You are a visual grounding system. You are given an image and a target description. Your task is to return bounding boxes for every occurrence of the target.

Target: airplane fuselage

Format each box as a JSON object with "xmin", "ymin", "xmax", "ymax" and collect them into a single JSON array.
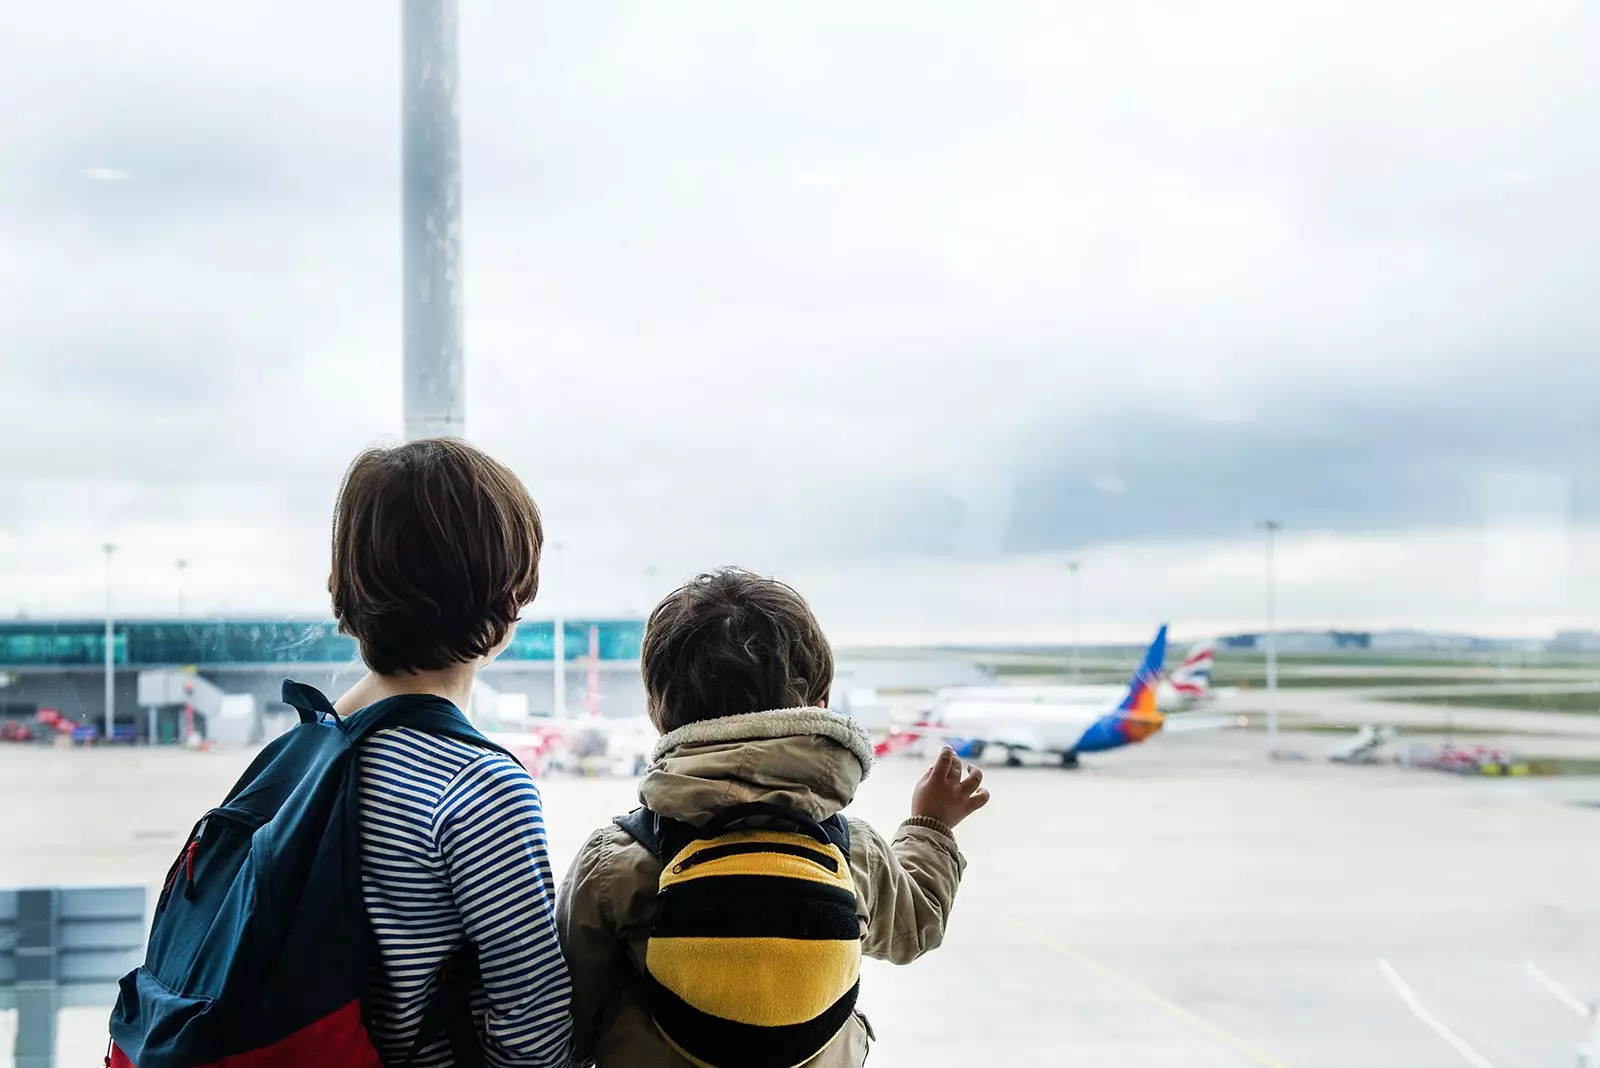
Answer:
[
  {"xmin": 936, "ymin": 681, "xmax": 1201, "ymax": 713},
  {"xmin": 890, "ymin": 630, "xmax": 1228, "ymax": 763},
  {"xmin": 935, "ymin": 698, "xmax": 1126, "ymax": 755}
]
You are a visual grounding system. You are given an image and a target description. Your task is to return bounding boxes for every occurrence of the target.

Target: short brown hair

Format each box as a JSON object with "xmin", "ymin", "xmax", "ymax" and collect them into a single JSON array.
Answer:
[
  {"xmin": 329, "ymin": 438, "xmax": 542, "ymax": 676},
  {"xmin": 641, "ymin": 568, "xmax": 834, "ymax": 733}
]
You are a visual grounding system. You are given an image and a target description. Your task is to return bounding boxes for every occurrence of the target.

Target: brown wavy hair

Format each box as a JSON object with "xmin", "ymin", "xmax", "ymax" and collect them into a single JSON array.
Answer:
[
  {"xmin": 329, "ymin": 439, "xmax": 542, "ymax": 676},
  {"xmin": 642, "ymin": 568, "xmax": 834, "ymax": 733}
]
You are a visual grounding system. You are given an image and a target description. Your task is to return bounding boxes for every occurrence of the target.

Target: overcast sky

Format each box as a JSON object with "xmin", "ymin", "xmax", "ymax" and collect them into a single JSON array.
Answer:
[{"xmin": 2, "ymin": 1, "xmax": 1598, "ymax": 641}]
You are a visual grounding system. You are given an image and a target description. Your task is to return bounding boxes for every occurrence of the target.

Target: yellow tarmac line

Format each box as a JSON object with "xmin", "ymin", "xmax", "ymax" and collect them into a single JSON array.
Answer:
[{"xmin": 998, "ymin": 913, "xmax": 1295, "ymax": 1068}]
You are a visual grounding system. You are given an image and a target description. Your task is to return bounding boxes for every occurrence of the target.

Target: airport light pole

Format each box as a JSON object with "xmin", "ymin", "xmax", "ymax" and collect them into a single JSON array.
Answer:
[
  {"xmin": 175, "ymin": 557, "xmax": 188, "ymax": 616},
  {"xmin": 103, "ymin": 543, "xmax": 117, "ymax": 742},
  {"xmin": 552, "ymin": 616, "xmax": 567, "ymax": 717},
  {"xmin": 1067, "ymin": 559, "xmax": 1083, "ymax": 683},
  {"xmin": 402, "ymin": 0, "xmax": 465, "ymax": 441},
  {"xmin": 1258, "ymin": 520, "xmax": 1282, "ymax": 755}
]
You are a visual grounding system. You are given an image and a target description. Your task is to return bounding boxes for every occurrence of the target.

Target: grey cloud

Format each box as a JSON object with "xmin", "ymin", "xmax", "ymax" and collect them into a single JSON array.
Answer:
[
  {"xmin": 3, "ymin": 2, "xmax": 1600, "ymax": 628},
  {"xmin": 1001, "ymin": 374, "xmax": 1600, "ymax": 555}
]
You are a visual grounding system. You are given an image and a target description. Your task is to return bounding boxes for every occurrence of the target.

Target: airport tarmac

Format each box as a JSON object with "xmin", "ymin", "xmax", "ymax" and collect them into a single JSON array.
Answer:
[
  {"xmin": 3, "ymin": 730, "xmax": 1599, "ymax": 1067},
  {"xmin": 1224, "ymin": 687, "xmax": 1600, "ymax": 741}
]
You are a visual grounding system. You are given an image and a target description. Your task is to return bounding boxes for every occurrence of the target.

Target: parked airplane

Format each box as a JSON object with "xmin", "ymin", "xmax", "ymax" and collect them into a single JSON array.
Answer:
[{"xmin": 896, "ymin": 626, "xmax": 1239, "ymax": 767}]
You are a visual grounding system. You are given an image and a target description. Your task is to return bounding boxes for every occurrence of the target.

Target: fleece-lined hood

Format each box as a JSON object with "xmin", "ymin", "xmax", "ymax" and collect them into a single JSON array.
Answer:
[{"xmin": 638, "ymin": 707, "xmax": 875, "ymax": 826}]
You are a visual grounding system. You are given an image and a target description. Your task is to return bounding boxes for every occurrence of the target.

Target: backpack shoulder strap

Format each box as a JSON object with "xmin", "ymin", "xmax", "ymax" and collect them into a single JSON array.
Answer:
[
  {"xmin": 281, "ymin": 679, "xmax": 340, "ymax": 725},
  {"xmin": 614, "ymin": 807, "xmax": 695, "ymax": 862},
  {"xmin": 278, "ymin": 681, "xmax": 519, "ymax": 765},
  {"xmin": 822, "ymin": 812, "xmax": 852, "ymax": 864},
  {"xmin": 617, "ymin": 803, "xmax": 854, "ymax": 869},
  {"xmin": 347, "ymin": 696, "xmax": 513, "ymax": 757},
  {"xmin": 614, "ymin": 807, "xmax": 657, "ymax": 853}
]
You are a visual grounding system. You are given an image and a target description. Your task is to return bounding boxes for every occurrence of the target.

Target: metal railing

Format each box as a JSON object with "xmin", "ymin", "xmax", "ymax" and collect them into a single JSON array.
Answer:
[{"xmin": 0, "ymin": 886, "xmax": 146, "ymax": 1068}]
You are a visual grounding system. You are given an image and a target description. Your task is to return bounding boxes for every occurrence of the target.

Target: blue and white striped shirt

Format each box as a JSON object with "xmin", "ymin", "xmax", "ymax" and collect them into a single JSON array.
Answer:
[{"xmin": 356, "ymin": 726, "xmax": 573, "ymax": 1067}]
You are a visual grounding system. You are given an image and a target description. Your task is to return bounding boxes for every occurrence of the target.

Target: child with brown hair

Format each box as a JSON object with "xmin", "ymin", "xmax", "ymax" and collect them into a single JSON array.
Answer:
[{"xmin": 557, "ymin": 567, "xmax": 989, "ymax": 1067}]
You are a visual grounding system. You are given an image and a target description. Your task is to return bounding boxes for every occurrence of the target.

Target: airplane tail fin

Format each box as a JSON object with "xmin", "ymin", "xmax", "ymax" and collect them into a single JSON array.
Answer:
[
  {"xmin": 1074, "ymin": 625, "xmax": 1169, "ymax": 752},
  {"xmin": 1116, "ymin": 624, "xmax": 1169, "ymax": 715},
  {"xmin": 1169, "ymin": 638, "xmax": 1215, "ymax": 700}
]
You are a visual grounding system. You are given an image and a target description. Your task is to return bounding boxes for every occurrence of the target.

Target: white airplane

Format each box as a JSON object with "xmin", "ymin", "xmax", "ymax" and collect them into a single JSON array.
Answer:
[
  {"xmin": 883, "ymin": 626, "xmax": 1241, "ymax": 768},
  {"xmin": 931, "ymin": 638, "xmax": 1217, "ymax": 713}
]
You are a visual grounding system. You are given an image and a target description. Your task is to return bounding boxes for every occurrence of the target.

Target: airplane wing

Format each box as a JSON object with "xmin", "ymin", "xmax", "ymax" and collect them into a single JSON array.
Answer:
[{"xmin": 1160, "ymin": 714, "xmax": 1247, "ymax": 733}]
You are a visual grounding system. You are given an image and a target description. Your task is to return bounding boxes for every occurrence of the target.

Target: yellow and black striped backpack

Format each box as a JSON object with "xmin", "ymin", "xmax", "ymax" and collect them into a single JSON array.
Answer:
[{"xmin": 614, "ymin": 801, "xmax": 862, "ymax": 1068}]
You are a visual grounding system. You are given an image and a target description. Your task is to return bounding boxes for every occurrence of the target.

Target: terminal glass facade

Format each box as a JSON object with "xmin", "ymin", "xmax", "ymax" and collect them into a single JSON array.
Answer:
[{"xmin": 0, "ymin": 619, "xmax": 644, "ymax": 668}]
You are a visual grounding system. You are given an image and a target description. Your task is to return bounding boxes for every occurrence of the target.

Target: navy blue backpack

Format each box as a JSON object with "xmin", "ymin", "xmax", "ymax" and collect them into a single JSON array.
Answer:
[{"xmin": 108, "ymin": 681, "xmax": 512, "ymax": 1068}]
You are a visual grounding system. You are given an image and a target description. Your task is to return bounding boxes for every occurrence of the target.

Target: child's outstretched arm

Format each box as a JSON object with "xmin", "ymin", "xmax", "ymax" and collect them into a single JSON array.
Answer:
[{"xmin": 848, "ymin": 746, "xmax": 990, "ymax": 964}]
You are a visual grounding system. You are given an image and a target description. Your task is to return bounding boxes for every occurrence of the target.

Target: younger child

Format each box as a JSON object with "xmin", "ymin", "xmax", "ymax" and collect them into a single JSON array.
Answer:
[{"xmin": 557, "ymin": 567, "xmax": 989, "ymax": 1067}]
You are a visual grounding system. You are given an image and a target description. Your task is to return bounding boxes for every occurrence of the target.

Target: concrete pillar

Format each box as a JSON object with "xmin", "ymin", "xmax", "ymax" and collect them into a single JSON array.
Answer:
[
  {"xmin": 402, "ymin": 0, "xmax": 466, "ymax": 441},
  {"xmin": 12, "ymin": 889, "xmax": 58, "ymax": 1068}
]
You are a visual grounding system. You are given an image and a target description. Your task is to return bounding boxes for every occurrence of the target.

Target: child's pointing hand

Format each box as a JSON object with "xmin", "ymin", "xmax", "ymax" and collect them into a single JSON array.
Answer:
[{"xmin": 911, "ymin": 746, "xmax": 990, "ymax": 830}]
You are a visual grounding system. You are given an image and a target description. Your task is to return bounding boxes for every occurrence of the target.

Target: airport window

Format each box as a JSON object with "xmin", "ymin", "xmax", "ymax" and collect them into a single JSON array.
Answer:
[
  {"xmin": 0, "ymin": 626, "xmax": 126, "ymax": 667},
  {"xmin": 3, "ymin": 6, "xmax": 1597, "ymax": 1067}
]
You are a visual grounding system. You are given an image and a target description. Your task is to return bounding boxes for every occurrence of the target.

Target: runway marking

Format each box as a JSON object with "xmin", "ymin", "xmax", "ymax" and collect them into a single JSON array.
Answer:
[
  {"xmin": 998, "ymin": 913, "xmax": 1293, "ymax": 1068},
  {"xmin": 1377, "ymin": 958, "xmax": 1495, "ymax": 1068},
  {"xmin": 1521, "ymin": 960, "xmax": 1591, "ymax": 1019}
]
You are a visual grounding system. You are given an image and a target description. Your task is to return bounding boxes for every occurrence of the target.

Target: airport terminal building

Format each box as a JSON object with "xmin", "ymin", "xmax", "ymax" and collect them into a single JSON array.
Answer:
[{"xmin": 0, "ymin": 618, "xmax": 648, "ymax": 742}]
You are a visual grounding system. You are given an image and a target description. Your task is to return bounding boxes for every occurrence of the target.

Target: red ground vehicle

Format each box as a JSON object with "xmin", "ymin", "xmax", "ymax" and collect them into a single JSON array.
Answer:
[{"xmin": 1406, "ymin": 743, "xmax": 1529, "ymax": 776}]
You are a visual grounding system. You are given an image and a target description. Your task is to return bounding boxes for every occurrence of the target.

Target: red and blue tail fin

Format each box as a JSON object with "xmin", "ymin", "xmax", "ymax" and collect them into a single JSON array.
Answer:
[{"xmin": 1169, "ymin": 639, "xmax": 1215, "ymax": 700}]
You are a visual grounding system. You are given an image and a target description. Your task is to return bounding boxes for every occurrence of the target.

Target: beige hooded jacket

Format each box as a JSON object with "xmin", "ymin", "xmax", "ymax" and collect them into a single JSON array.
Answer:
[{"xmin": 555, "ymin": 707, "xmax": 966, "ymax": 1067}]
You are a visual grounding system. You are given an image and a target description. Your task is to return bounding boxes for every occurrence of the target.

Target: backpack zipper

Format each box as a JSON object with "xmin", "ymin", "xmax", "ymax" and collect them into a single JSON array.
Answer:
[
  {"xmin": 672, "ymin": 840, "xmax": 839, "ymax": 874},
  {"xmin": 160, "ymin": 807, "xmax": 267, "ymax": 905},
  {"xmin": 182, "ymin": 820, "xmax": 204, "ymax": 900}
]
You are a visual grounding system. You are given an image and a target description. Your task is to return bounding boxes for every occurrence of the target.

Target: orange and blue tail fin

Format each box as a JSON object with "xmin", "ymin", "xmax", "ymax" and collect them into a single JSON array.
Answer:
[
  {"xmin": 1116, "ymin": 624, "xmax": 1168, "ymax": 715},
  {"xmin": 1075, "ymin": 624, "xmax": 1168, "ymax": 752}
]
